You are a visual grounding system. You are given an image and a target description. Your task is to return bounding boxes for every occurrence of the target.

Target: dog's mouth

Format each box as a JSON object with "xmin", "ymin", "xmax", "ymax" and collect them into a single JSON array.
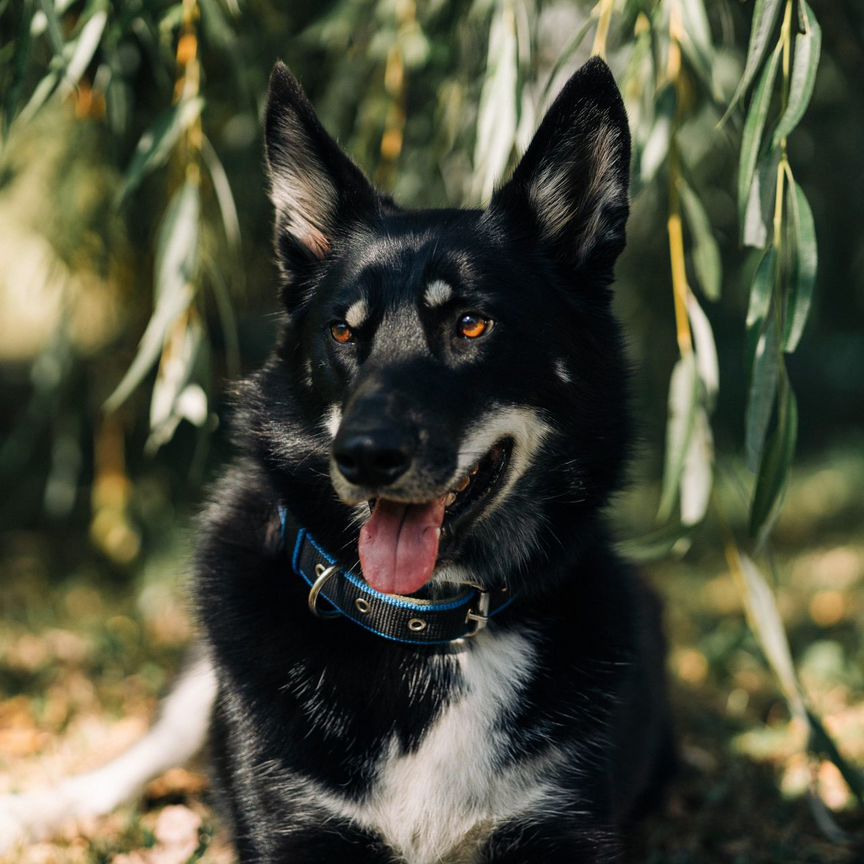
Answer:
[{"xmin": 358, "ymin": 439, "xmax": 512, "ymax": 595}]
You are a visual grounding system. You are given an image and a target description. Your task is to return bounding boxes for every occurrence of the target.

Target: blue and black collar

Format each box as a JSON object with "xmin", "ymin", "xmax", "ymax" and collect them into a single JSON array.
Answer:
[{"xmin": 279, "ymin": 505, "xmax": 514, "ymax": 646}]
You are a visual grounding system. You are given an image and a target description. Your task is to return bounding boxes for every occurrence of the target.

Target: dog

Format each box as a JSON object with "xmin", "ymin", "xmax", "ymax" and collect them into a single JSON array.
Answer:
[{"xmin": 0, "ymin": 57, "xmax": 673, "ymax": 863}]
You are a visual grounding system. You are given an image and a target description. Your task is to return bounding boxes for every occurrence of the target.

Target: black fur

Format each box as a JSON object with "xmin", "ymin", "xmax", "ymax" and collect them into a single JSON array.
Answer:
[{"xmin": 195, "ymin": 58, "xmax": 673, "ymax": 863}]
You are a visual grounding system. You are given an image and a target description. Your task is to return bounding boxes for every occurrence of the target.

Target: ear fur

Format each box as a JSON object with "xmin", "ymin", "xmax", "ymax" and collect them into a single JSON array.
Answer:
[
  {"xmin": 489, "ymin": 57, "xmax": 631, "ymax": 280},
  {"xmin": 265, "ymin": 62, "xmax": 378, "ymax": 264}
]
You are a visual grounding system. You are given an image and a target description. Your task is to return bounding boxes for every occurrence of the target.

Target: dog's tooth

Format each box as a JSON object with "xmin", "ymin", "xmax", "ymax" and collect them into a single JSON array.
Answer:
[
  {"xmin": 469, "ymin": 463, "xmax": 480, "ymax": 477},
  {"xmin": 444, "ymin": 492, "xmax": 457, "ymax": 507},
  {"xmin": 455, "ymin": 475, "xmax": 471, "ymax": 493}
]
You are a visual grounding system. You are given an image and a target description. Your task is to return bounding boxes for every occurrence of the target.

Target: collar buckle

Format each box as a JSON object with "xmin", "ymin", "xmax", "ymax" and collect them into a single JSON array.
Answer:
[{"xmin": 464, "ymin": 589, "xmax": 491, "ymax": 637}]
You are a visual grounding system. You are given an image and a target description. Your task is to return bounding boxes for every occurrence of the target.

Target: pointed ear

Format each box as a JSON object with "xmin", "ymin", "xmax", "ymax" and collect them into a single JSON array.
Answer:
[
  {"xmin": 265, "ymin": 62, "xmax": 378, "ymax": 266},
  {"xmin": 489, "ymin": 58, "xmax": 631, "ymax": 280}
]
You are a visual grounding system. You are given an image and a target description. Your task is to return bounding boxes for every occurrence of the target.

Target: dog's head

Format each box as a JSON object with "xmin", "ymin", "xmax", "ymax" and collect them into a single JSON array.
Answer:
[{"xmin": 243, "ymin": 58, "xmax": 631, "ymax": 597}]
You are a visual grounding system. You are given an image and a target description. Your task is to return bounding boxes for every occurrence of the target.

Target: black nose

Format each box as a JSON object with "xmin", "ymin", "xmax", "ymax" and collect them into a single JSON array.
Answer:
[{"xmin": 333, "ymin": 431, "xmax": 412, "ymax": 487}]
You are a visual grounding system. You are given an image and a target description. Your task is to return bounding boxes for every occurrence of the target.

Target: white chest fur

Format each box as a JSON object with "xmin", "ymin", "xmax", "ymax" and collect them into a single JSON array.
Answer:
[{"xmin": 314, "ymin": 627, "xmax": 564, "ymax": 864}]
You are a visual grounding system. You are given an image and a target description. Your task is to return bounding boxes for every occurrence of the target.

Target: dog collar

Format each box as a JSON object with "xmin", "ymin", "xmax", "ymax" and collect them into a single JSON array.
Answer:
[{"xmin": 278, "ymin": 505, "xmax": 514, "ymax": 645}]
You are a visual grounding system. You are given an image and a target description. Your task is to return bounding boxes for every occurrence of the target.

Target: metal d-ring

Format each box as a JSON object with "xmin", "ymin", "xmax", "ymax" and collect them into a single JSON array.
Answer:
[
  {"xmin": 464, "ymin": 589, "xmax": 491, "ymax": 637},
  {"xmin": 308, "ymin": 563, "xmax": 341, "ymax": 619}
]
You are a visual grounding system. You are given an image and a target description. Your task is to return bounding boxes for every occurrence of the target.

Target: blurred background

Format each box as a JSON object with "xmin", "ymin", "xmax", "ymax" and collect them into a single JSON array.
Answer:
[{"xmin": 0, "ymin": 0, "xmax": 862, "ymax": 861}]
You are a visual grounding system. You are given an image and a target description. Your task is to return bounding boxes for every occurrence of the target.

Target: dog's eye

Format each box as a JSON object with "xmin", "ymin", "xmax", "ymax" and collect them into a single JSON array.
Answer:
[
  {"xmin": 329, "ymin": 321, "xmax": 354, "ymax": 344},
  {"xmin": 457, "ymin": 314, "xmax": 492, "ymax": 340}
]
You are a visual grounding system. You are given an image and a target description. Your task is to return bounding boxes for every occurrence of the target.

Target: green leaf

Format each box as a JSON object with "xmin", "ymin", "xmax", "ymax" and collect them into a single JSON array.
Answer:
[
  {"xmin": 743, "ymin": 149, "xmax": 779, "ymax": 248},
  {"xmin": 679, "ymin": 179, "xmax": 722, "ymax": 301},
  {"xmin": 58, "ymin": 10, "xmax": 108, "ymax": 98},
  {"xmin": 678, "ymin": 0, "xmax": 717, "ymax": 97},
  {"xmin": 681, "ymin": 405, "xmax": 713, "ymax": 526},
  {"xmin": 639, "ymin": 85, "xmax": 676, "ymax": 185},
  {"xmin": 687, "ymin": 291, "xmax": 719, "ymax": 408},
  {"xmin": 772, "ymin": 2, "xmax": 821, "ymax": 146},
  {"xmin": 201, "ymin": 135, "xmax": 241, "ymax": 254},
  {"xmin": 723, "ymin": 0, "xmax": 784, "ymax": 121},
  {"xmin": 745, "ymin": 315, "xmax": 780, "ymax": 472},
  {"xmin": 618, "ymin": 522, "xmax": 695, "ymax": 564},
  {"xmin": 658, "ymin": 353, "xmax": 700, "ymax": 523},
  {"xmin": 746, "ymin": 247, "xmax": 777, "ymax": 329},
  {"xmin": 104, "ymin": 182, "xmax": 200, "ymax": 412},
  {"xmin": 732, "ymin": 548, "xmax": 806, "ymax": 719},
  {"xmin": 17, "ymin": 70, "xmax": 58, "ymax": 124},
  {"xmin": 784, "ymin": 182, "xmax": 817, "ymax": 351},
  {"xmin": 738, "ymin": 40, "xmax": 782, "ymax": 233},
  {"xmin": 37, "ymin": 0, "xmax": 65, "ymax": 54},
  {"xmin": 118, "ymin": 96, "xmax": 204, "ymax": 202},
  {"xmin": 471, "ymin": 3, "xmax": 518, "ymax": 204},
  {"xmin": 147, "ymin": 315, "xmax": 206, "ymax": 453},
  {"xmin": 750, "ymin": 380, "xmax": 797, "ymax": 542}
]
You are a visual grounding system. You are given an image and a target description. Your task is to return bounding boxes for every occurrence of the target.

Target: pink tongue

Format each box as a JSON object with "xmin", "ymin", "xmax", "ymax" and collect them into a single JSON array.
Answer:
[{"xmin": 359, "ymin": 498, "xmax": 446, "ymax": 595}]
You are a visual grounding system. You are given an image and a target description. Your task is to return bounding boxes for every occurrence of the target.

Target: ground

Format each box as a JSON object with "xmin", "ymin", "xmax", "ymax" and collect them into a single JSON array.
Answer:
[{"xmin": 1, "ymin": 444, "xmax": 862, "ymax": 863}]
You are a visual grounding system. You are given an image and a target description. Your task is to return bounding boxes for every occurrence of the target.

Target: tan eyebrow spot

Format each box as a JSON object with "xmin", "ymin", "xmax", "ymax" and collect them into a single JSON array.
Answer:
[
  {"xmin": 345, "ymin": 298, "xmax": 369, "ymax": 328},
  {"xmin": 424, "ymin": 280, "xmax": 453, "ymax": 308}
]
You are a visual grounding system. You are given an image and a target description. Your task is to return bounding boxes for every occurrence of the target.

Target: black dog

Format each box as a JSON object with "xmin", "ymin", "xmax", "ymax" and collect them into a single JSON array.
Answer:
[{"xmin": 194, "ymin": 57, "xmax": 673, "ymax": 863}]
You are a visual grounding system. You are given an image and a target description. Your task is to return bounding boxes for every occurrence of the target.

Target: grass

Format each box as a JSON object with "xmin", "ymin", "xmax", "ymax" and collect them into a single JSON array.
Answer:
[{"xmin": 0, "ymin": 444, "xmax": 862, "ymax": 863}]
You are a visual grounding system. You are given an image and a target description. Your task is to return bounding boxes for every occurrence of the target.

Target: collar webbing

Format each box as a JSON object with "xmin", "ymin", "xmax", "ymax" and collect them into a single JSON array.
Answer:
[{"xmin": 278, "ymin": 505, "xmax": 514, "ymax": 646}]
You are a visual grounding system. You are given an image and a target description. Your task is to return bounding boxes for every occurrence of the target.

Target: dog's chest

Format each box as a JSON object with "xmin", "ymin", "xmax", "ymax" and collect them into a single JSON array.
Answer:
[{"xmin": 315, "ymin": 628, "xmax": 563, "ymax": 864}]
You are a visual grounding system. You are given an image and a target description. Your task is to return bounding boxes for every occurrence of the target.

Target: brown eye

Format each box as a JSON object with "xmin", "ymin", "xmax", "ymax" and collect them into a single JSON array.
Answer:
[
  {"xmin": 457, "ymin": 314, "xmax": 492, "ymax": 340},
  {"xmin": 330, "ymin": 321, "xmax": 354, "ymax": 344}
]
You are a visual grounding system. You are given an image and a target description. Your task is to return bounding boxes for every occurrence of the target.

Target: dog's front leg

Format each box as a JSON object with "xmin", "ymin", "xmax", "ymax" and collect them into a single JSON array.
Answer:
[{"xmin": 479, "ymin": 817, "xmax": 622, "ymax": 864}]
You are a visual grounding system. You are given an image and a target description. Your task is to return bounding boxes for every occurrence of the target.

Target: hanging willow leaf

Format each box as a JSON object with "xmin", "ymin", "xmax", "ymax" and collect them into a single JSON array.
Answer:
[
  {"xmin": 471, "ymin": 2, "xmax": 518, "ymax": 204},
  {"xmin": 746, "ymin": 246, "xmax": 777, "ymax": 328},
  {"xmin": 201, "ymin": 135, "xmax": 241, "ymax": 255},
  {"xmin": 687, "ymin": 291, "xmax": 719, "ymax": 407},
  {"xmin": 58, "ymin": 10, "xmax": 108, "ymax": 98},
  {"xmin": 679, "ymin": 179, "xmax": 721, "ymax": 301},
  {"xmin": 738, "ymin": 40, "xmax": 782, "ymax": 232},
  {"xmin": 118, "ymin": 96, "xmax": 204, "ymax": 202},
  {"xmin": 745, "ymin": 315, "xmax": 781, "ymax": 472},
  {"xmin": 37, "ymin": 0, "xmax": 65, "ymax": 55},
  {"xmin": 743, "ymin": 149, "xmax": 779, "ymax": 249},
  {"xmin": 728, "ymin": 547, "xmax": 806, "ymax": 719},
  {"xmin": 678, "ymin": 0, "xmax": 717, "ymax": 97},
  {"xmin": 784, "ymin": 181, "xmax": 817, "ymax": 352},
  {"xmin": 104, "ymin": 182, "xmax": 200, "ymax": 412},
  {"xmin": 148, "ymin": 314, "xmax": 204, "ymax": 444},
  {"xmin": 723, "ymin": 0, "xmax": 784, "ymax": 122},
  {"xmin": 658, "ymin": 353, "xmax": 700, "ymax": 523},
  {"xmin": 681, "ymin": 405, "xmax": 713, "ymax": 526},
  {"xmin": 640, "ymin": 84, "xmax": 676, "ymax": 185},
  {"xmin": 750, "ymin": 380, "xmax": 797, "ymax": 542},
  {"xmin": 618, "ymin": 522, "xmax": 695, "ymax": 564},
  {"xmin": 772, "ymin": 2, "xmax": 821, "ymax": 146}
]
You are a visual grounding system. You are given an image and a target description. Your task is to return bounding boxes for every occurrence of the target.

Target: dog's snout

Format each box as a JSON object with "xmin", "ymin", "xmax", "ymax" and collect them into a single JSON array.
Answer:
[{"xmin": 333, "ymin": 430, "xmax": 412, "ymax": 487}]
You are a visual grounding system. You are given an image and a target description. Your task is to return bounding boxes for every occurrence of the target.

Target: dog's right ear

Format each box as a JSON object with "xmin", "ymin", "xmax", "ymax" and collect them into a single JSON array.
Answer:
[{"xmin": 265, "ymin": 62, "xmax": 378, "ymax": 271}]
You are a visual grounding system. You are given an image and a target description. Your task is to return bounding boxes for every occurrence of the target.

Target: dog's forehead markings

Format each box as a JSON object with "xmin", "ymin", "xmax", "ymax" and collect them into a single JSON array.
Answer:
[
  {"xmin": 423, "ymin": 279, "xmax": 453, "ymax": 308},
  {"xmin": 554, "ymin": 359, "xmax": 572, "ymax": 384},
  {"xmin": 344, "ymin": 298, "xmax": 368, "ymax": 329}
]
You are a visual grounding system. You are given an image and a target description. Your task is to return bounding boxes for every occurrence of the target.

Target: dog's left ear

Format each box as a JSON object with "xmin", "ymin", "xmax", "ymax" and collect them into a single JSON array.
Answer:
[
  {"xmin": 489, "ymin": 57, "xmax": 631, "ymax": 281},
  {"xmin": 265, "ymin": 62, "xmax": 378, "ymax": 267}
]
